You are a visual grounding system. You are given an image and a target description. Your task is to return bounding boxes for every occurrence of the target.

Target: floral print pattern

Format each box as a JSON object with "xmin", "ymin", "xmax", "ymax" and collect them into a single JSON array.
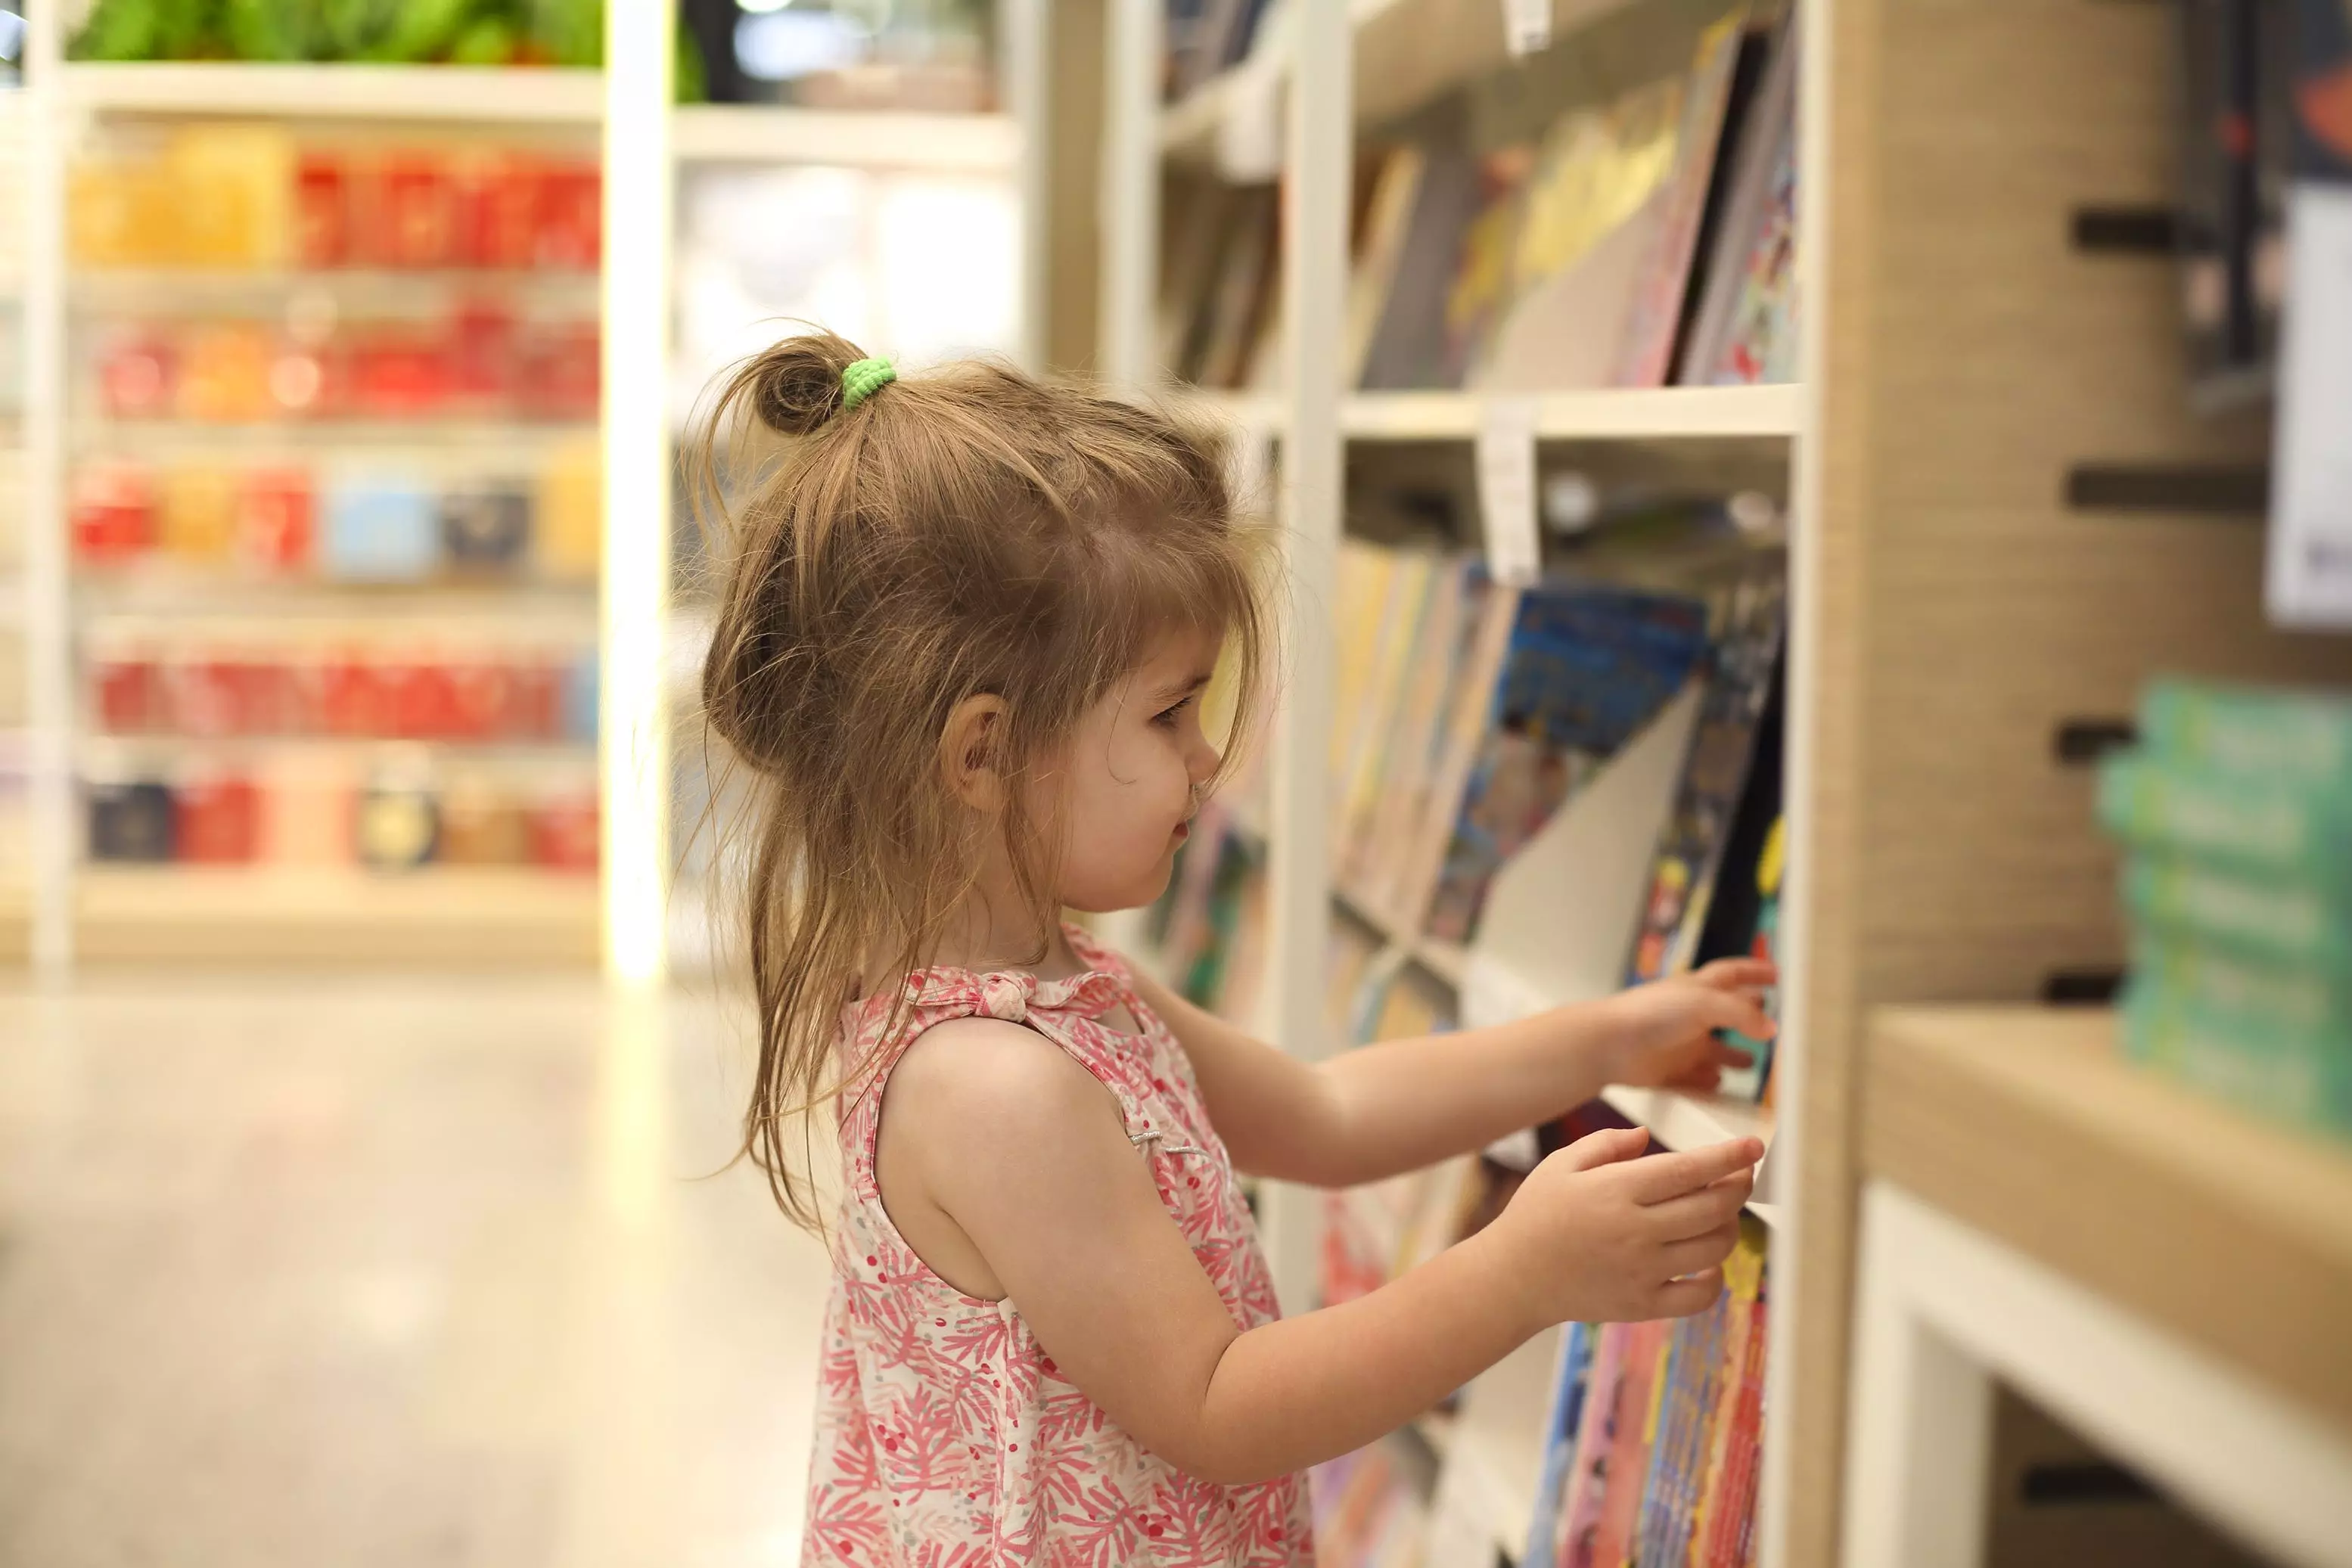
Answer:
[{"xmin": 803, "ymin": 926, "xmax": 1314, "ymax": 1567}]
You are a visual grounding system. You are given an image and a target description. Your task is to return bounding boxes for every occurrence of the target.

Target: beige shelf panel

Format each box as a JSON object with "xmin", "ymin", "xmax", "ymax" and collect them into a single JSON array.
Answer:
[
  {"xmin": 1866, "ymin": 1004, "xmax": 2352, "ymax": 1440},
  {"xmin": 76, "ymin": 865, "xmax": 598, "ymax": 967},
  {"xmin": 61, "ymin": 63, "xmax": 604, "ymax": 123},
  {"xmin": 1165, "ymin": 387, "xmax": 1799, "ymax": 443}
]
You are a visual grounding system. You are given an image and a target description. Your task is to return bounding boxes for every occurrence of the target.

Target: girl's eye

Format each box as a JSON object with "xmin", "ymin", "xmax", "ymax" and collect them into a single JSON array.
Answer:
[{"xmin": 1151, "ymin": 696, "xmax": 1195, "ymax": 729}]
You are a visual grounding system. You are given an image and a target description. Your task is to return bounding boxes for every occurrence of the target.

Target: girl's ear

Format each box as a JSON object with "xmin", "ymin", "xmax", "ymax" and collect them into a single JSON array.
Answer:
[{"xmin": 938, "ymin": 694, "xmax": 1009, "ymax": 813}]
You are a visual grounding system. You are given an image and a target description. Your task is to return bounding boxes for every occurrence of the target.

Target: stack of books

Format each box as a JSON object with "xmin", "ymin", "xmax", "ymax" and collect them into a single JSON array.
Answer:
[
  {"xmin": 1525, "ymin": 1218, "xmax": 1771, "ymax": 1568},
  {"xmin": 2098, "ymin": 679, "xmax": 2352, "ymax": 1140}
]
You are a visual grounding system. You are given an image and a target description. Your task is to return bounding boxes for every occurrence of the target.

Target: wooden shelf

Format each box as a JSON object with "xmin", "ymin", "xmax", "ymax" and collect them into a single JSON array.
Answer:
[
  {"xmin": 61, "ymin": 63, "xmax": 604, "ymax": 123},
  {"xmin": 672, "ymin": 106, "xmax": 1018, "ymax": 173},
  {"xmin": 76, "ymin": 865, "xmax": 598, "ymax": 967},
  {"xmin": 1329, "ymin": 882, "xmax": 1468, "ymax": 988},
  {"xmin": 1166, "ymin": 386, "xmax": 1800, "ymax": 442},
  {"xmin": 1866, "ymin": 1005, "xmax": 2352, "ymax": 1439},
  {"xmin": 1437, "ymin": 1321, "xmax": 1559, "ymax": 1563}
]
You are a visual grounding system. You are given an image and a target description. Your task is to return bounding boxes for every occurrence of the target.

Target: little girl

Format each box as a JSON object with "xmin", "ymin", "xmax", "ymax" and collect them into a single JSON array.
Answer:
[{"xmin": 696, "ymin": 333, "xmax": 1772, "ymax": 1567}]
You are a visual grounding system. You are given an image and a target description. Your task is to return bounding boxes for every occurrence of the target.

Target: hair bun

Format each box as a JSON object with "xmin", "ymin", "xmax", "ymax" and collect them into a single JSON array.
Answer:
[{"xmin": 750, "ymin": 331, "xmax": 867, "ymax": 436}]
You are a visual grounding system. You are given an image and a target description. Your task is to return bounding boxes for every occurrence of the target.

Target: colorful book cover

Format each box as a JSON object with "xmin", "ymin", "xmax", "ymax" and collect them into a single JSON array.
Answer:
[
  {"xmin": 1334, "ymin": 552, "xmax": 1443, "ymax": 865},
  {"xmin": 1527, "ymin": 1324, "xmax": 1598, "ymax": 1566},
  {"xmin": 1427, "ymin": 582, "xmax": 1713, "ymax": 943},
  {"xmin": 2120, "ymin": 978, "xmax": 2352, "ymax": 1137},
  {"xmin": 2132, "ymin": 928, "xmax": 2352, "ymax": 1039},
  {"xmin": 1344, "ymin": 557, "xmax": 1471, "ymax": 903},
  {"xmin": 1719, "ymin": 815, "xmax": 1784, "ymax": 1102},
  {"xmin": 2139, "ymin": 678, "xmax": 2352, "ymax": 785},
  {"xmin": 1361, "ymin": 148, "xmax": 1487, "ymax": 390},
  {"xmin": 2174, "ymin": 0, "xmax": 2295, "ymax": 409},
  {"xmin": 1614, "ymin": 11, "xmax": 1754, "ymax": 387},
  {"xmin": 1379, "ymin": 564, "xmax": 1513, "ymax": 928},
  {"xmin": 1701, "ymin": 1236, "xmax": 1771, "ymax": 1568},
  {"xmin": 1626, "ymin": 576, "xmax": 1788, "ymax": 983},
  {"xmin": 1589, "ymin": 1322, "xmax": 1673, "ymax": 1568},
  {"xmin": 1441, "ymin": 145, "xmax": 1540, "ymax": 387},
  {"xmin": 1555, "ymin": 1321, "xmax": 1630, "ymax": 1567},
  {"xmin": 1676, "ymin": 11, "xmax": 1798, "ymax": 387},
  {"xmin": 1704, "ymin": 129, "xmax": 1798, "ymax": 387}
]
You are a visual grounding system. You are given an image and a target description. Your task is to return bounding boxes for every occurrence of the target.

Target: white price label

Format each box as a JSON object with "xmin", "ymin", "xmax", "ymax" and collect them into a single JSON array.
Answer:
[
  {"xmin": 1502, "ymin": 0, "xmax": 1552, "ymax": 57},
  {"xmin": 2269, "ymin": 182, "xmax": 2352, "ymax": 629},
  {"xmin": 1475, "ymin": 396, "xmax": 1543, "ymax": 588}
]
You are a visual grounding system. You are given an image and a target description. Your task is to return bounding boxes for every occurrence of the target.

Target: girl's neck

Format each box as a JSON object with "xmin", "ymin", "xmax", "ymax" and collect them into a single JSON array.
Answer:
[{"xmin": 912, "ymin": 891, "xmax": 1087, "ymax": 983}]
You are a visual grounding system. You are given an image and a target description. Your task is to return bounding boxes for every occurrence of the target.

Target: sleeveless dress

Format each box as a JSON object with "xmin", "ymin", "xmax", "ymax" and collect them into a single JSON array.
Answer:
[{"xmin": 802, "ymin": 925, "xmax": 1316, "ymax": 1568}]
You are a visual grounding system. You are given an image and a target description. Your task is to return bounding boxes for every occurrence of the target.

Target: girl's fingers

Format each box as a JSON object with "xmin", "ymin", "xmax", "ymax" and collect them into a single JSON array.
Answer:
[
  {"xmin": 1643, "ymin": 1172, "xmax": 1754, "ymax": 1239},
  {"xmin": 1695, "ymin": 958, "xmax": 1776, "ymax": 991},
  {"xmin": 1660, "ymin": 1223, "xmax": 1743, "ymax": 1278},
  {"xmin": 1652, "ymin": 1268, "xmax": 1727, "ymax": 1318},
  {"xmin": 1625, "ymin": 1136, "xmax": 1766, "ymax": 1203}
]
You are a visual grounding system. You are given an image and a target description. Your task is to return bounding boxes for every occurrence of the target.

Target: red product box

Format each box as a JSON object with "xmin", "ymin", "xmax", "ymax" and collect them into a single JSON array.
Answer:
[
  {"xmin": 452, "ymin": 153, "xmax": 543, "ymax": 270},
  {"xmin": 520, "ymin": 321, "xmax": 599, "ymax": 421},
  {"xmin": 318, "ymin": 651, "xmax": 395, "ymax": 737},
  {"xmin": 72, "ymin": 464, "xmax": 156, "ymax": 562},
  {"xmin": 348, "ymin": 329, "xmax": 450, "ymax": 418},
  {"xmin": 98, "ymin": 331, "xmax": 177, "ymax": 420},
  {"xmin": 535, "ymin": 162, "xmax": 601, "ymax": 269},
  {"xmin": 446, "ymin": 660, "xmax": 519, "ymax": 740},
  {"xmin": 443, "ymin": 300, "xmax": 519, "ymax": 411},
  {"xmin": 531, "ymin": 791, "xmax": 599, "ymax": 872},
  {"xmin": 385, "ymin": 656, "xmax": 460, "ymax": 739},
  {"xmin": 296, "ymin": 151, "xmax": 352, "ymax": 268},
  {"xmin": 371, "ymin": 151, "xmax": 457, "ymax": 269},
  {"xmin": 91, "ymin": 646, "xmax": 164, "ymax": 732},
  {"xmin": 176, "ymin": 774, "xmax": 262, "ymax": 863},
  {"xmin": 236, "ymin": 468, "xmax": 315, "ymax": 571},
  {"xmin": 507, "ymin": 658, "xmax": 563, "ymax": 740}
]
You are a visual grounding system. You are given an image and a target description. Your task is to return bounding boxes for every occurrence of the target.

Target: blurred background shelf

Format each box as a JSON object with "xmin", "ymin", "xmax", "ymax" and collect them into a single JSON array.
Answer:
[
  {"xmin": 1436, "ymin": 1323, "xmax": 1561, "ymax": 1563},
  {"xmin": 672, "ymin": 105, "xmax": 1018, "ymax": 172},
  {"xmin": 1866, "ymin": 1005, "xmax": 2352, "ymax": 1438},
  {"xmin": 75, "ymin": 865, "xmax": 598, "ymax": 967},
  {"xmin": 60, "ymin": 63, "xmax": 605, "ymax": 123},
  {"xmin": 1167, "ymin": 387, "xmax": 1801, "ymax": 442}
]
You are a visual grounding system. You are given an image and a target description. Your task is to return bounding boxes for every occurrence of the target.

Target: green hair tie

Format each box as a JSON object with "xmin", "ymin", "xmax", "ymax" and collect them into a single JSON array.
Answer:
[{"xmin": 840, "ymin": 356, "xmax": 896, "ymax": 413}]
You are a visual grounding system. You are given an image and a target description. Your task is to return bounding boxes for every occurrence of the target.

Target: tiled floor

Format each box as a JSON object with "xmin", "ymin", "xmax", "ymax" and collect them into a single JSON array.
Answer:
[{"xmin": 0, "ymin": 976, "xmax": 834, "ymax": 1567}]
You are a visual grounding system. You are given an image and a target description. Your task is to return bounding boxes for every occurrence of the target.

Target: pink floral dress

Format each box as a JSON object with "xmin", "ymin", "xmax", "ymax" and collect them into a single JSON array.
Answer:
[{"xmin": 803, "ymin": 926, "xmax": 1315, "ymax": 1568}]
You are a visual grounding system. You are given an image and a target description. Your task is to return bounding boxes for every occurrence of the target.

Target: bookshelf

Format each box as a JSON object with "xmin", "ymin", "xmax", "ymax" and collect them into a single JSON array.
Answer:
[{"xmin": 1096, "ymin": 0, "xmax": 2352, "ymax": 1563}]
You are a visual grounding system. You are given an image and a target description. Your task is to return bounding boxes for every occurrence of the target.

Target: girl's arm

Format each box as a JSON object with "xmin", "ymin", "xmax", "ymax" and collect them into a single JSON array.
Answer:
[
  {"xmin": 884, "ymin": 1016, "xmax": 1760, "ymax": 1486},
  {"xmin": 1124, "ymin": 956, "xmax": 1776, "ymax": 1189}
]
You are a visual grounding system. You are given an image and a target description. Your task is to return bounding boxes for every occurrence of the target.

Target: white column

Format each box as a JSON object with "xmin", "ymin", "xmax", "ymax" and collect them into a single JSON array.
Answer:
[
  {"xmin": 22, "ymin": 2, "xmax": 72, "ymax": 977},
  {"xmin": 1098, "ymin": 0, "xmax": 1162, "ymax": 389},
  {"xmin": 601, "ymin": 0, "xmax": 676, "ymax": 986},
  {"xmin": 1260, "ymin": 0, "xmax": 1349, "ymax": 1315},
  {"xmin": 1003, "ymin": 0, "xmax": 1051, "ymax": 376}
]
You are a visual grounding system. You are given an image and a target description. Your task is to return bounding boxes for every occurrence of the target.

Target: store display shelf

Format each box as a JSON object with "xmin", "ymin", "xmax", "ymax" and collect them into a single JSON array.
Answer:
[
  {"xmin": 1347, "ymin": 385, "xmax": 1802, "ymax": 442},
  {"xmin": 673, "ymin": 104, "xmax": 1018, "ymax": 173},
  {"xmin": 76, "ymin": 579, "xmax": 598, "ymax": 620},
  {"xmin": 76, "ymin": 418, "xmax": 598, "ymax": 449},
  {"xmin": 61, "ymin": 64, "xmax": 604, "ymax": 124},
  {"xmin": 1866, "ymin": 1005, "xmax": 2352, "ymax": 1439},
  {"xmin": 82, "ymin": 734, "xmax": 595, "ymax": 767},
  {"xmin": 76, "ymin": 864, "xmax": 598, "ymax": 966},
  {"xmin": 1163, "ymin": 386, "xmax": 1800, "ymax": 443},
  {"xmin": 71, "ymin": 269, "xmax": 601, "ymax": 308}
]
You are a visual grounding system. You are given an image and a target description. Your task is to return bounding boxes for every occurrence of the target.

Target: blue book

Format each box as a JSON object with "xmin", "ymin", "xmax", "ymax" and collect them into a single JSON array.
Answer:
[
  {"xmin": 1525, "ymin": 1322, "xmax": 1595, "ymax": 1567},
  {"xmin": 323, "ymin": 476, "xmax": 439, "ymax": 582}
]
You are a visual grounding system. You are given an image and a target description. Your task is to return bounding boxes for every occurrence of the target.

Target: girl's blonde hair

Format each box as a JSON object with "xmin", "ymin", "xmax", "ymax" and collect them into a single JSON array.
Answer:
[{"xmin": 694, "ymin": 331, "xmax": 1269, "ymax": 1228}]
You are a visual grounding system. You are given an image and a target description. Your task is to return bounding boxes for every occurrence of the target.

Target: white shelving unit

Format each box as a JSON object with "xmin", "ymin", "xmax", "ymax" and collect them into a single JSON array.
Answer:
[
  {"xmin": 57, "ymin": 62, "xmax": 606, "ymax": 121},
  {"xmin": 1098, "ymin": 0, "xmax": 1812, "ymax": 1558}
]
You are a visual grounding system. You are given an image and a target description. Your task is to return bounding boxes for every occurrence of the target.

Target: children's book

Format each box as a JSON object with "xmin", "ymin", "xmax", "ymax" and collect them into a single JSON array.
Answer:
[
  {"xmin": 2096, "ymin": 750, "xmax": 2352, "ymax": 890},
  {"xmin": 1428, "ymin": 583, "xmax": 1713, "ymax": 944},
  {"xmin": 1344, "ymin": 557, "xmax": 1475, "ymax": 905},
  {"xmin": 1677, "ymin": 8, "xmax": 1799, "ymax": 387},
  {"xmin": 2139, "ymin": 678, "xmax": 2352, "ymax": 785},
  {"xmin": 1614, "ymin": 10, "xmax": 1755, "ymax": 387},
  {"xmin": 1441, "ymin": 145, "xmax": 1540, "ymax": 387},
  {"xmin": 1587, "ymin": 1321, "xmax": 1672, "ymax": 1568},
  {"xmin": 1360, "ymin": 147, "xmax": 1487, "ymax": 390},
  {"xmin": 1626, "ymin": 574, "xmax": 1788, "ymax": 983},
  {"xmin": 1552, "ymin": 1321, "xmax": 1628, "ymax": 1568},
  {"xmin": 1718, "ymin": 815, "xmax": 1785, "ymax": 1101},
  {"xmin": 1526, "ymin": 1324, "xmax": 1597, "ymax": 1566}
]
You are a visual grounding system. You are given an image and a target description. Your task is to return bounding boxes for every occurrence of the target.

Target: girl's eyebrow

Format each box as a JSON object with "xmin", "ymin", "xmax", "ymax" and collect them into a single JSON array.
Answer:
[{"xmin": 1155, "ymin": 670, "xmax": 1216, "ymax": 702}]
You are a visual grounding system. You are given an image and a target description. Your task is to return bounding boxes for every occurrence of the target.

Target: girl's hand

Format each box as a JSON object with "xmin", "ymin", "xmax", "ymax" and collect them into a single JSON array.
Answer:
[
  {"xmin": 1489, "ymin": 1126, "xmax": 1763, "ymax": 1324},
  {"xmin": 1599, "ymin": 958, "xmax": 1779, "ymax": 1094}
]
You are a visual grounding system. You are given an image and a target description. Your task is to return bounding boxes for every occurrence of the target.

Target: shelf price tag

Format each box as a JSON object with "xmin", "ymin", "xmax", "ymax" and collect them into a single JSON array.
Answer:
[
  {"xmin": 1502, "ymin": 0, "xmax": 1552, "ymax": 57},
  {"xmin": 1475, "ymin": 396, "xmax": 1542, "ymax": 588}
]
